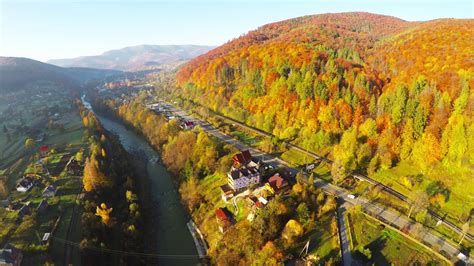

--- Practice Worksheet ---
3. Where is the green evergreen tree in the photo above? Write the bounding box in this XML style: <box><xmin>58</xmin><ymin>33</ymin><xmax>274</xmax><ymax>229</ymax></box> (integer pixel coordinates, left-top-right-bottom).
<box><xmin>391</xmin><ymin>85</ymin><xmax>407</xmax><ymax>124</ymax></box>
<box><xmin>400</xmin><ymin>119</ymin><xmax>415</xmax><ymax>160</ymax></box>
<box><xmin>413</xmin><ymin>105</ymin><xmax>427</xmax><ymax>138</ymax></box>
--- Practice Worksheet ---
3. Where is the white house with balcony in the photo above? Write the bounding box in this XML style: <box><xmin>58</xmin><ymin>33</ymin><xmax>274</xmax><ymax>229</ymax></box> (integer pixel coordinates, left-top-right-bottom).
<box><xmin>227</xmin><ymin>165</ymin><xmax>261</xmax><ymax>191</ymax></box>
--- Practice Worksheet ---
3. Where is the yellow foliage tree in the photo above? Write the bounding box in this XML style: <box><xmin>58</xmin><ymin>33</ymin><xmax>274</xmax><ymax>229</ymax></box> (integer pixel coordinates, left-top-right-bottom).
<box><xmin>292</xmin><ymin>183</ymin><xmax>303</xmax><ymax>194</ymax></box>
<box><xmin>429</xmin><ymin>193</ymin><xmax>446</xmax><ymax>208</ymax></box>
<box><xmin>96</xmin><ymin>203</ymin><xmax>113</xmax><ymax>226</ymax></box>
<box><xmin>25</xmin><ymin>138</ymin><xmax>35</xmax><ymax>149</ymax></box>
<box><xmin>82</xmin><ymin>116</ymin><xmax>89</xmax><ymax>127</ymax></box>
<box><xmin>83</xmin><ymin>157</ymin><xmax>111</xmax><ymax>192</ymax></box>
<box><xmin>281</xmin><ymin>219</ymin><xmax>303</xmax><ymax>244</ymax></box>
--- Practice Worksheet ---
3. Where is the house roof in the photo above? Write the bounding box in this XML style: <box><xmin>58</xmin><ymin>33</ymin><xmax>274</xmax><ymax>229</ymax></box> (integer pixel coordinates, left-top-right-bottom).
<box><xmin>232</xmin><ymin>150</ymin><xmax>252</xmax><ymax>166</ymax></box>
<box><xmin>220</xmin><ymin>184</ymin><xmax>234</xmax><ymax>195</ymax></box>
<box><xmin>215</xmin><ymin>208</ymin><xmax>232</xmax><ymax>221</ymax></box>
<box><xmin>241</xmin><ymin>150</ymin><xmax>251</xmax><ymax>161</ymax></box>
<box><xmin>0</xmin><ymin>244</ymin><xmax>21</xmax><ymax>264</ymax></box>
<box><xmin>39</xmin><ymin>145</ymin><xmax>49</xmax><ymax>152</ymax></box>
<box><xmin>37</xmin><ymin>199</ymin><xmax>48</xmax><ymax>211</ymax></box>
<box><xmin>66</xmin><ymin>157</ymin><xmax>79</xmax><ymax>168</ymax></box>
<box><xmin>229</xmin><ymin>170</ymin><xmax>240</xmax><ymax>180</ymax></box>
<box><xmin>17</xmin><ymin>177</ymin><xmax>33</xmax><ymax>188</ymax></box>
<box><xmin>43</xmin><ymin>185</ymin><xmax>56</xmax><ymax>194</ymax></box>
<box><xmin>268</xmin><ymin>173</ymin><xmax>288</xmax><ymax>189</ymax></box>
<box><xmin>18</xmin><ymin>202</ymin><xmax>31</xmax><ymax>213</ymax></box>
<box><xmin>229</xmin><ymin>167</ymin><xmax>259</xmax><ymax>180</ymax></box>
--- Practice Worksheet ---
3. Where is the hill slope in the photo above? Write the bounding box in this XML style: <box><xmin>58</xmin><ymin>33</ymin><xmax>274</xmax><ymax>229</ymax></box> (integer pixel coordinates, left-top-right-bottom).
<box><xmin>48</xmin><ymin>44</ymin><xmax>214</xmax><ymax>71</ymax></box>
<box><xmin>0</xmin><ymin>57</ymin><xmax>121</xmax><ymax>92</ymax></box>
<box><xmin>175</xmin><ymin>12</ymin><xmax>474</xmax><ymax>221</ymax></box>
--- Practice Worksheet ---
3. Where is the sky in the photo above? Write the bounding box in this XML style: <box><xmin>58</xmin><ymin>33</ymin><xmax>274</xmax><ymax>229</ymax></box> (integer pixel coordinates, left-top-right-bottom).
<box><xmin>0</xmin><ymin>0</ymin><xmax>472</xmax><ymax>62</ymax></box>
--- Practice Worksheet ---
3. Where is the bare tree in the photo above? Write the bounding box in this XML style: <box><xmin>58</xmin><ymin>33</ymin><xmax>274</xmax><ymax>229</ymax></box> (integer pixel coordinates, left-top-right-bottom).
<box><xmin>408</xmin><ymin>190</ymin><xmax>429</xmax><ymax>218</ymax></box>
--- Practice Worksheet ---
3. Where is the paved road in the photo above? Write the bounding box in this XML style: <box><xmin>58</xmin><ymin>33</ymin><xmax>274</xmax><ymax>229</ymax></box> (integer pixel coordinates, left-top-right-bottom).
<box><xmin>336</xmin><ymin>205</ymin><xmax>353</xmax><ymax>266</ymax></box>
<box><xmin>194</xmin><ymin>101</ymin><xmax>473</xmax><ymax>244</ymax></box>
<box><xmin>162</xmin><ymin>102</ymin><xmax>473</xmax><ymax>265</ymax></box>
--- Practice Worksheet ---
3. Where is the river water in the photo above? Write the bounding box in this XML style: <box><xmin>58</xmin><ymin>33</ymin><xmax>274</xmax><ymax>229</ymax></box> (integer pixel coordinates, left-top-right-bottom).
<box><xmin>83</xmin><ymin>97</ymin><xmax>198</xmax><ymax>265</ymax></box>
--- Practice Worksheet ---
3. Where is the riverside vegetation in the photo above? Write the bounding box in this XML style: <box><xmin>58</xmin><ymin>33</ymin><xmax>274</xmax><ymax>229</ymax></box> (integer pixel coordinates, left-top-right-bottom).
<box><xmin>93</xmin><ymin>94</ymin><xmax>342</xmax><ymax>264</ymax></box>
<box><xmin>77</xmin><ymin>103</ymin><xmax>144</xmax><ymax>265</ymax></box>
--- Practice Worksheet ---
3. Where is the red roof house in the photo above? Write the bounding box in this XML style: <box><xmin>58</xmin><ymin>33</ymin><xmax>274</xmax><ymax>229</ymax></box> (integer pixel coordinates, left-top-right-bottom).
<box><xmin>266</xmin><ymin>173</ymin><xmax>289</xmax><ymax>193</ymax></box>
<box><xmin>39</xmin><ymin>145</ymin><xmax>49</xmax><ymax>155</ymax></box>
<box><xmin>232</xmin><ymin>150</ymin><xmax>252</xmax><ymax>166</ymax></box>
<box><xmin>215</xmin><ymin>207</ymin><xmax>234</xmax><ymax>232</ymax></box>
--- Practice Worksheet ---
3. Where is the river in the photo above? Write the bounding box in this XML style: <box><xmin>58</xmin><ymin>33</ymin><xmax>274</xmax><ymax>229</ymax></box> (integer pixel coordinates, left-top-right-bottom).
<box><xmin>83</xmin><ymin>96</ymin><xmax>198</xmax><ymax>265</ymax></box>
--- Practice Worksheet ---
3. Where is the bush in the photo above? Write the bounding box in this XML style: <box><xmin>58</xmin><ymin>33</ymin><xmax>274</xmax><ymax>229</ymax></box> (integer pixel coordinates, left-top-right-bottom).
<box><xmin>357</xmin><ymin>246</ymin><xmax>372</xmax><ymax>260</ymax></box>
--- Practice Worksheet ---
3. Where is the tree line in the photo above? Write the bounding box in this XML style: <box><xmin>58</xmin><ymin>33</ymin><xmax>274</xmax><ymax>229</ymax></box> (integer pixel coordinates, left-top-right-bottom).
<box><xmin>77</xmin><ymin>102</ymin><xmax>144</xmax><ymax>265</ymax></box>
<box><xmin>95</xmin><ymin>96</ymin><xmax>342</xmax><ymax>264</ymax></box>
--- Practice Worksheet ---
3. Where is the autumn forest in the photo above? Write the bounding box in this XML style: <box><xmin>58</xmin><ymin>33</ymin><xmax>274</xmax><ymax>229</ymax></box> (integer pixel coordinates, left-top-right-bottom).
<box><xmin>175</xmin><ymin>12</ymin><xmax>474</xmax><ymax>221</ymax></box>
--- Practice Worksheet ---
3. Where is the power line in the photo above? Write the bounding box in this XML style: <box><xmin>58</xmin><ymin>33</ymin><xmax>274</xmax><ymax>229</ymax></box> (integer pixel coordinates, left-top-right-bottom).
<box><xmin>51</xmin><ymin>236</ymin><xmax>203</xmax><ymax>259</ymax></box>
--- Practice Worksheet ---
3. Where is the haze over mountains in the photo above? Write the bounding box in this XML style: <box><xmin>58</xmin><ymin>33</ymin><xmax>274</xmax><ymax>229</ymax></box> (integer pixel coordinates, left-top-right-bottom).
<box><xmin>0</xmin><ymin>44</ymin><xmax>214</xmax><ymax>92</ymax></box>
<box><xmin>48</xmin><ymin>44</ymin><xmax>215</xmax><ymax>71</ymax></box>
<box><xmin>0</xmin><ymin>57</ymin><xmax>122</xmax><ymax>92</ymax></box>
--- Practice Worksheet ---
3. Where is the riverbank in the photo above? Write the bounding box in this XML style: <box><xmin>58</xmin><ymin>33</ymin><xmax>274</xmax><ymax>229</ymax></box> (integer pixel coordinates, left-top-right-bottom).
<box><xmin>90</xmin><ymin>108</ymin><xmax>199</xmax><ymax>265</ymax></box>
<box><xmin>187</xmin><ymin>220</ymin><xmax>208</xmax><ymax>258</ymax></box>
<box><xmin>93</xmin><ymin>95</ymin><xmax>346</xmax><ymax>264</ymax></box>
<box><xmin>126</xmin><ymin>153</ymin><xmax>160</xmax><ymax>263</ymax></box>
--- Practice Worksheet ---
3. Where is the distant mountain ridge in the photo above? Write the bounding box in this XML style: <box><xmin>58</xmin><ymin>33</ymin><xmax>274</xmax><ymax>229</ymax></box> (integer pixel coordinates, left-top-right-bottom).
<box><xmin>48</xmin><ymin>44</ymin><xmax>214</xmax><ymax>71</ymax></box>
<box><xmin>0</xmin><ymin>56</ymin><xmax>121</xmax><ymax>92</ymax></box>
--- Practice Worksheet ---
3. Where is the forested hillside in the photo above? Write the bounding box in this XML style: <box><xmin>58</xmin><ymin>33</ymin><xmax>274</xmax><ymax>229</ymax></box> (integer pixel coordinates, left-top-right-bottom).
<box><xmin>175</xmin><ymin>12</ymin><xmax>474</xmax><ymax>220</ymax></box>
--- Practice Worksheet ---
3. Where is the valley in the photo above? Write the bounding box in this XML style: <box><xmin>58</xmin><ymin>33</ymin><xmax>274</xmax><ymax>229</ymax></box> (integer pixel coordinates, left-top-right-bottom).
<box><xmin>0</xmin><ymin>7</ymin><xmax>472</xmax><ymax>266</ymax></box>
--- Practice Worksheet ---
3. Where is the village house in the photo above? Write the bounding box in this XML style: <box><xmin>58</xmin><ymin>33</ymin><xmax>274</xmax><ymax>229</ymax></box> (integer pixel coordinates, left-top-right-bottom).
<box><xmin>258</xmin><ymin>196</ymin><xmax>268</xmax><ymax>205</ymax></box>
<box><xmin>41</xmin><ymin>233</ymin><xmax>51</xmax><ymax>245</ymax></box>
<box><xmin>42</xmin><ymin>185</ymin><xmax>57</xmax><ymax>198</ymax></box>
<box><xmin>220</xmin><ymin>184</ymin><xmax>234</xmax><ymax>202</ymax></box>
<box><xmin>265</xmin><ymin>173</ymin><xmax>289</xmax><ymax>194</ymax></box>
<box><xmin>39</xmin><ymin>145</ymin><xmax>49</xmax><ymax>156</ymax></box>
<box><xmin>65</xmin><ymin>157</ymin><xmax>81</xmax><ymax>175</ymax></box>
<box><xmin>247</xmin><ymin>196</ymin><xmax>264</xmax><ymax>209</ymax></box>
<box><xmin>15</xmin><ymin>176</ymin><xmax>34</xmax><ymax>193</ymax></box>
<box><xmin>232</xmin><ymin>150</ymin><xmax>252</xmax><ymax>167</ymax></box>
<box><xmin>180</xmin><ymin>120</ymin><xmax>195</xmax><ymax>130</ymax></box>
<box><xmin>5</xmin><ymin>202</ymin><xmax>22</xmax><ymax>212</ymax></box>
<box><xmin>36</xmin><ymin>199</ymin><xmax>48</xmax><ymax>214</ymax></box>
<box><xmin>17</xmin><ymin>202</ymin><xmax>31</xmax><ymax>218</ymax></box>
<box><xmin>146</xmin><ymin>103</ymin><xmax>161</xmax><ymax>111</ymax></box>
<box><xmin>228</xmin><ymin>167</ymin><xmax>260</xmax><ymax>191</ymax></box>
<box><xmin>215</xmin><ymin>207</ymin><xmax>234</xmax><ymax>233</ymax></box>
<box><xmin>227</xmin><ymin>150</ymin><xmax>262</xmax><ymax>191</ymax></box>
<box><xmin>0</xmin><ymin>244</ymin><xmax>23</xmax><ymax>266</ymax></box>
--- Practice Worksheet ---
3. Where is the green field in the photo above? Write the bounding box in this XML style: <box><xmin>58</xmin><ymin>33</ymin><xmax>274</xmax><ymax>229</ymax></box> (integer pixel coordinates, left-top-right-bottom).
<box><xmin>231</xmin><ymin>130</ymin><xmax>257</xmax><ymax>146</ymax></box>
<box><xmin>0</xmin><ymin>86</ymin><xmax>87</xmax><ymax>264</ymax></box>
<box><xmin>348</xmin><ymin>211</ymin><xmax>448</xmax><ymax>265</ymax></box>
<box><xmin>373</xmin><ymin>161</ymin><xmax>474</xmax><ymax>235</ymax></box>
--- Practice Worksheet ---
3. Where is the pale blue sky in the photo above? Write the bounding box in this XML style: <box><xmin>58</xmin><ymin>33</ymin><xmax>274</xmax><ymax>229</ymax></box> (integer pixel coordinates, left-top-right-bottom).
<box><xmin>0</xmin><ymin>0</ymin><xmax>472</xmax><ymax>61</ymax></box>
